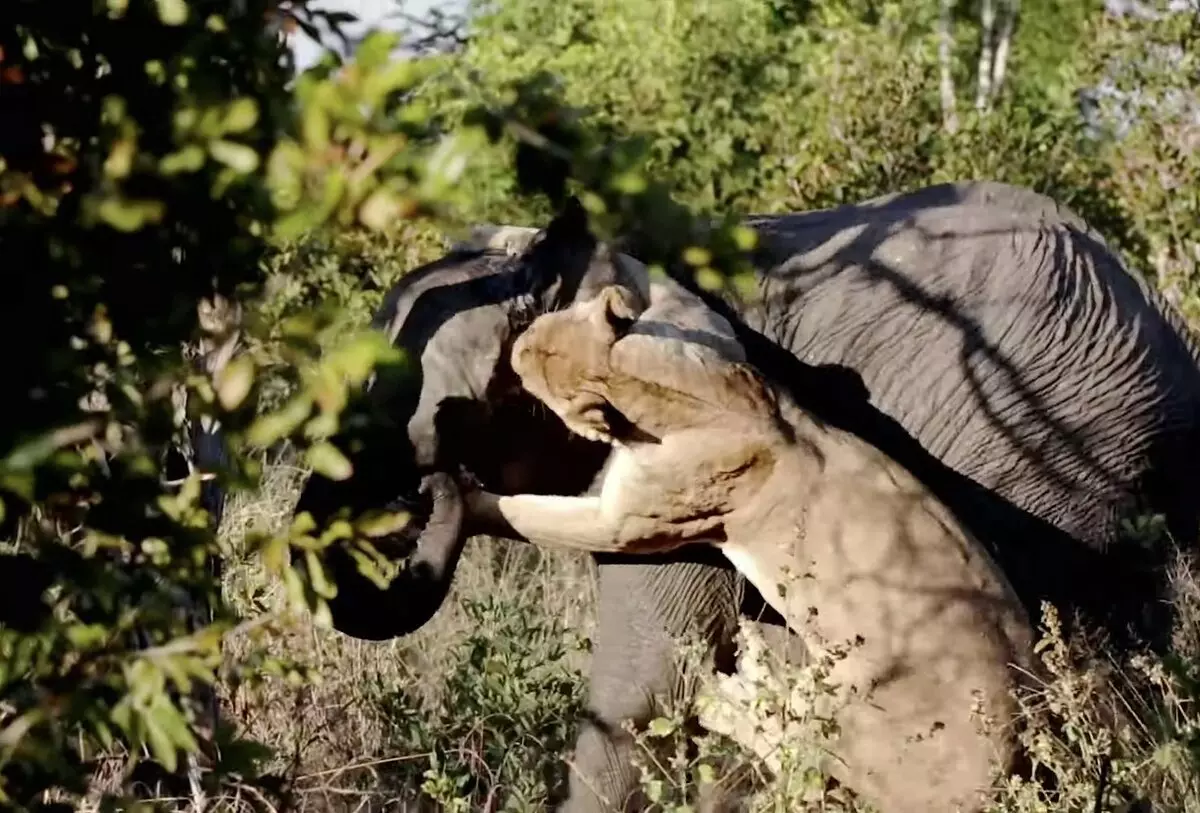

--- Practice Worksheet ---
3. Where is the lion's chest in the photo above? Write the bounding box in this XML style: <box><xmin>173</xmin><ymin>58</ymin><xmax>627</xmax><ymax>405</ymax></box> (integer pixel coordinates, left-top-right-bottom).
<box><xmin>596</xmin><ymin>444</ymin><xmax>652</xmax><ymax>514</ymax></box>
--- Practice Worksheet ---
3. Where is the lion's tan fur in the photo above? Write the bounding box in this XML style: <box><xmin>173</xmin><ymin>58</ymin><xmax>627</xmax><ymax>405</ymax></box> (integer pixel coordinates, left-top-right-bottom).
<box><xmin>466</xmin><ymin>281</ymin><xmax>1035</xmax><ymax>813</ymax></box>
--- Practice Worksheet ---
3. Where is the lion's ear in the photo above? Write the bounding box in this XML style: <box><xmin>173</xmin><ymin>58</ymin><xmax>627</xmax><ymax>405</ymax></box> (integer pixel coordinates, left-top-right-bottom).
<box><xmin>592</xmin><ymin>286</ymin><xmax>639</xmax><ymax>334</ymax></box>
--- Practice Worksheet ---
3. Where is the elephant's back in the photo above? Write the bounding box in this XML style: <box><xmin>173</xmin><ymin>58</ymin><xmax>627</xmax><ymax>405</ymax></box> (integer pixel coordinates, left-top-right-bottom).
<box><xmin>740</xmin><ymin>186</ymin><xmax>1200</xmax><ymax>553</ymax></box>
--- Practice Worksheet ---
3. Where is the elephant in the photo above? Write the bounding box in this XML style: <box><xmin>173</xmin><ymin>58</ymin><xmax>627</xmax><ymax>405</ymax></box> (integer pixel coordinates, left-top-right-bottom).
<box><xmin>291</xmin><ymin>180</ymin><xmax>1200</xmax><ymax>812</ymax></box>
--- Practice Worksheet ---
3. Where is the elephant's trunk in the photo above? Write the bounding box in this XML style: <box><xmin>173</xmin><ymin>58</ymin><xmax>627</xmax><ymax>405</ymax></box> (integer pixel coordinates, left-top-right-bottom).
<box><xmin>322</xmin><ymin>471</ymin><xmax>466</xmax><ymax>640</ymax></box>
<box><xmin>291</xmin><ymin>361</ymin><xmax>469</xmax><ymax>640</ymax></box>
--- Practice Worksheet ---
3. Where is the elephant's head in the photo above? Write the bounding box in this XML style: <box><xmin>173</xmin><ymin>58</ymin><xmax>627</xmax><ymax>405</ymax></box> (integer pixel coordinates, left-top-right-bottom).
<box><xmin>292</xmin><ymin>200</ymin><xmax>652</xmax><ymax>639</ymax></box>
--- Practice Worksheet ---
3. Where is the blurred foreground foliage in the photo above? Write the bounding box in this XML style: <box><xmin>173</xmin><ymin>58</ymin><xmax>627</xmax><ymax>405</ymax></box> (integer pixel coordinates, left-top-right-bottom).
<box><xmin>0</xmin><ymin>0</ymin><xmax>760</xmax><ymax>808</ymax></box>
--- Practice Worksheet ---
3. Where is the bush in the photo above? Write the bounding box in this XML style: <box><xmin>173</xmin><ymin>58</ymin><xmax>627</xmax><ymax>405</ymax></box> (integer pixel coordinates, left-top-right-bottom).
<box><xmin>379</xmin><ymin>595</ymin><xmax>588</xmax><ymax>811</ymax></box>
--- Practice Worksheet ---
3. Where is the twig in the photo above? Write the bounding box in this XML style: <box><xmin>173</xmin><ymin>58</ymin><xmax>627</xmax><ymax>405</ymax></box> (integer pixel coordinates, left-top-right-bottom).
<box><xmin>294</xmin><ymin>752</ymin><xmax>432</xmax><ymax>782</ymax></box>
<box><xmin>1093</xmin><ymin>748</ymin><xmax>1112</xmax><ymax>813</ymax></box>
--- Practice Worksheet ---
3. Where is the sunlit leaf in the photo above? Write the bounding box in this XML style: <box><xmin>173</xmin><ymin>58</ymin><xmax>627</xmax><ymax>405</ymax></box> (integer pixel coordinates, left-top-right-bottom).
<box><xmin>96</xmin><ymin>196</ymin><xmax>165</xmax><ymax>231</ymax></box>
<box><xmin>222</xmin><ymin>98</ymin><xmax>260</xmax><ymax>134</ymax></box>
<box><xmin>209</xmin><ymin>140</ymin><xmax>260</xmax><ymax>174</ymax></box>
<box><xmin>301</xmin><ymin>100</ymin><xmax>331</xmax><ymax>151</ymax></box>
<box><xmin>215</xmin><ymin>355</ymin><xmax>255</xmax><ymax>411</ymax></box>
<box><xmin>305</xmin><ymin>549</ymin><xmax>336</xmax><ymax>599</ymax></box>
<box><xmin>356</xmin><ymin>508</ymin><xmax>412</xmax><ymax>539</ymax></box>
<box><xmin>646</xmin><ymin>717</ymin><xmax>677</xmax><ymax>738</ymax></box>
<box><xmin>358</xmin><ymin>187</ymin><xmax>405</xmax><ymax>231</ymax></box>
<box><xmin>305</xmin><ymin>441</ymin><xmax>353</xmax><ymax>481</ymax></box>
<box><xmin>682</xmin><ymin>246</ymin><xmax>711</xmax><ymax>267</ymax></box>
<box><xmin>246</xmin><ymin>394</ymin><xmax>313</xmax><ymax>447</ymax></box>
<box><xmin>694</xmin><ymin>267</ymin><xmax>724</xmax><ymax>291</ymax></box>
<box><xmin>103</xmin><ymin>138</ymin><xmax>136</xmax><ymax>179</ymax></box>
<box><xmin>354</xmin><ymin>30</ymin><xmax>401</xmax><ymax>72</ymax></box>
<box><xmin>142</xmin><ymin>709</ymin><xmax>178</xmax><ymax>772</ymax></box>
<box><xmin>259</xmin><ymin>534</ymin><xmax>289</xmax><ymax>575</ymax></box>
<box><xmin>155</xmin><ymin>0</ymin><xmax>188</xmax><ymax>26</ymax></box>
<box><xmin>732</xmin><ymin>224</ymin><xmax>758</xmax><ymax>251</ymax></box>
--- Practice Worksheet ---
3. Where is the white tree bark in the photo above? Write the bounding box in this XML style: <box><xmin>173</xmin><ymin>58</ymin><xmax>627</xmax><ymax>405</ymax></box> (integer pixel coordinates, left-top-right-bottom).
<box><xmin>990</xmin><ymin>0</ymin><xmax>1020</xmax><ymax>101</ymax></box>
<box><xmin>938</xmin><ymin>0</ymin><xmax>960</xmax><ymax>133</ymax></box>
<box><xmin>975</xmin><ymin>0</ymin><xmax>997</xmax><ymax>111</ymax></box>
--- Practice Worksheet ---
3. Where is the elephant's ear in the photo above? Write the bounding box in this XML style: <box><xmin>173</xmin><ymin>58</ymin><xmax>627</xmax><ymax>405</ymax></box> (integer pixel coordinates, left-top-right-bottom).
<box><xmin>515</xmin><ymin>197</ymin><xmax>603</xmax><ymax>309</ymax></box>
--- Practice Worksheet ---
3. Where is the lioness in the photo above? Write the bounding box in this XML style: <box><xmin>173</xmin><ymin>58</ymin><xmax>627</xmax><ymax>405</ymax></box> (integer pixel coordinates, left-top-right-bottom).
<box><xmin>463</xmin><ymin>282</ymin><xmax>1034</xmax><ymax>813</ymax></box>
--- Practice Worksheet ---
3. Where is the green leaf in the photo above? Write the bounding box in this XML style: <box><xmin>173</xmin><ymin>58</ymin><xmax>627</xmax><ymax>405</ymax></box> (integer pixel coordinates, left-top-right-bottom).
<box><xmin>354</xmin><ymin>31</ymin><xmax>401</xmax><ymax>72</ymax></box>
<box><xmin>155</xmin><ymin>0</ymin><xmax>188</xmax><ymax>26</ymax></box>
<box><xmin>159</xmin><ymin>147</ymin><xmax>206</xmax><ymax>177</ymax></box>
<box><xmin>683</xmin><ymin>246</ymin><xmax>712</xmax><ymax>267</ymax></box>
<box><xmin>258</xmin><ymin>534</ymin><xmax>289</xmax><ymax>576</ymax></box>
<box><xmin>305</xmin><ymin>441</ymin><xmax>353</xmax><ymax>481</ymax></box>
<box><xmin>96</xmin><ymin>196</ymin><xmax>165</xmax><ymax>232</ymax></box>
<box><xmin>301</xmin><ymin>101</ymin><xmax>331</xmax><ymax>151</ymax></box>
<box><xmin>246</xmin><ymin>395</ymin><xmax>313</xmax><ymax>447</ymax></box>
<box><xmin>142</xmin><ymin>709</ymin><xmax>179</xmax><ymax>773</ymax></box>
<box><xmin>209</xmin><ymin>140</ymin><xmax>260</xmax><ymax>174</ymax></box>
<box><xmin>324</xmin><ymin>330</ymin><xmax>403</xmax><ymax>387</ymax></box>
<box><xmin>104</xmin><ymin>138</ymin><xmax>136</xmax><ymax>179</ymax></box>
<box><xmin>694</xmin><ymin>267</ymin><xmax>724</xmax><ymax>291</ymax></box>
<box><xmin>610</xmin><ymin>170</ymin><xmax>647</xmax><ymax>195</ymax></box>
<box><xmin>362</xmin><ymin>60</ymin><xmax>423</xmax><ymax>105</ymax></box>
<box><xmin>646</xmin><ymin>716</ymin><xmax>677</xmax><ymax>738</ymax></box>
<box><xmin>64</xmin><ymin>623</ymin><xmax>110</xmax><ymax>649</ymax></box>
<box><xmin>732</xmin><ymin>224</ymin><xmax>758</xmax><ymax>251</ymax></box>
<box><xmin>303</xmin><ymin>410</ymin><xmax>339</xmax><ymax>440</ymax></box>
<box><xmin>152</xmin><ymin>697</ymin><xmax>200</xmax><ymax>755</ymax></box>
<box><xmin>305</xmin><ymin>549</ymin><xmax>337</xmax><ymax>599</ymax></box>
<box><xmin>358</xmin><ymin>188</ymin><xmax>405</xmax><ymax>231</ymax></box>
<box><xmin>215</xmin><ymin>355</ymin><xmax>255</xmax><ymax>411</ymax></box>
<box><xmin>221</xmin><ymin>98</ymin><xmax>260</xmax><ymax>134</ymax></box>
<box><xmin>356</xmin><ymin>509</ymin><xmax>412</xmax><ymax>539</ymax></box>
<box><xmin>346</xmin><ymin>544</ymin><xmax>398</xmax><ymax>590</ymax></box>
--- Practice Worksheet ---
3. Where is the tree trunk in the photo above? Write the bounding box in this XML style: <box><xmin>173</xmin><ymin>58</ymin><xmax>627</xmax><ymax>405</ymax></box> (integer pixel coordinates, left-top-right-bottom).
<box><xmin>991</xmin><ymin>0</ymin><xmax>1019</xmax><ymax>102</ymax></box>
<box><xmin>938</xmin><ymin>0</ymin><xmax>960</xmax><ymax>133</ymax></box>
<box><xmin>975</xmin><ymin>0</ymin><xmax>997</xmax><ymax>111</ymax></box>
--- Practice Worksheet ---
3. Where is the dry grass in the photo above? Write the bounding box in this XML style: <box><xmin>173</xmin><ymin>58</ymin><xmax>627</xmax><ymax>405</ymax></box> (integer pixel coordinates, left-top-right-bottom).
<box><xmin>214</xmin><ymin>452</ymin><xmax>597</xmax><ymax>811</ymax></box>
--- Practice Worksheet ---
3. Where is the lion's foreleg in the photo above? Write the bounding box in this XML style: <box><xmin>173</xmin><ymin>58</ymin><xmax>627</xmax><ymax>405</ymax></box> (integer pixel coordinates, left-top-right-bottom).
<box><xmin>465</xmin><ymin>487</ymin><xmax>720</xmax><ymax>554</ymax></box>
<box><xmin>465</xmin><ymin>491</ymin><xmax>630</xmax><ymax>552</ymax></box>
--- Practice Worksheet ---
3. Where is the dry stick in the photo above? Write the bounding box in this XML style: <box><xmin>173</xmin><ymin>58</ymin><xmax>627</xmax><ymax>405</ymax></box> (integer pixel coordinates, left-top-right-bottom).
<box><xmin>295</xmin><ymin>753</ymin><xmax>433</xmax><ymax>782</ymax></box>
<box><xmin>1093</xmin><ymin>748</ymin><xmax>1112</xmax><ymax>813</ymax></box>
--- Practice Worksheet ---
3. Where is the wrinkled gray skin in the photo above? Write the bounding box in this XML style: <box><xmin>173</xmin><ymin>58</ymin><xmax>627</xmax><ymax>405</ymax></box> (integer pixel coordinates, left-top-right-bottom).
<box><xmin>292</xmin><ymin>181</ymin><xmax>1200</xmax><ymax>812</ymax></box>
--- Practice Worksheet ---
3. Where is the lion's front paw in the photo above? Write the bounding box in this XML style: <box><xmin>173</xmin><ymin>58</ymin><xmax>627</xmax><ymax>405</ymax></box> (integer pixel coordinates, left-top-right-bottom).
<box><xmin>567</xmin><ymin>419</ymin><xmax>613</xmax><ymax>445</ymax></box>
<box><xmin>560</xmin><ymin>393</ymin><xmax>614</xmax><ymax>444</ymax></box>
